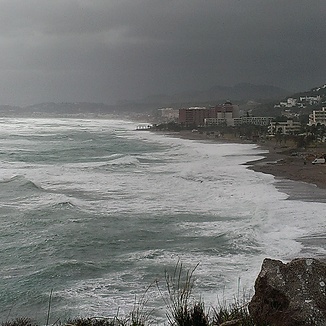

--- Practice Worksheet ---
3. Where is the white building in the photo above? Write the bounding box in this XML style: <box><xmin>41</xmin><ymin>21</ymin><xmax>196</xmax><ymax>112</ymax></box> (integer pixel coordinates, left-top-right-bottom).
<box><xmin>277</xmin><ymin>98</ymin><xmax>297</xmax><ymax>108</ymax></box>
<box><xmin>240</xmin><ymin>116</ymin><xmax>274</xmax><ymax>126</ymax></box>
<box><xmin>299</xmin><ymin>95</ymin><xmax>321</xmax><ymax>105</ymax></box>
<box><xmin>287</xmin><ymin>97</ymin><xmax>297</xmax><ymax>107</ymax></box>
<box><xmin>269</xmin><ymin>120</ymin><xmax>301</xmax><ymax>135</ymax></box>
<box><xmin>308</xmin><ymin>107</ymin><xmax>326</xmax><ymax>126</ymax></box>
<box><xmin>205</xmin><ymin>115</ymin><xmax>273</xmax><ymax>127</ymax></box>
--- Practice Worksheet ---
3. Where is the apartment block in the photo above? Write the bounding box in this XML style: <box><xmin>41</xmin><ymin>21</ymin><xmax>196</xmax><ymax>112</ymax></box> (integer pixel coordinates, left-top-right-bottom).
<box><xmin>308</xmin><ymin>107</ymin><xmax>326</xmax><ymax>126</ymax></box>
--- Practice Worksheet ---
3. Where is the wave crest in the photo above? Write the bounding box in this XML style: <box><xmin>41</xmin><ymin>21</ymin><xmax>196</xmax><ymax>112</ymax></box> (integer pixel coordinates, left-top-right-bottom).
<box><xmin>0</xmin><ymin>175</ymin><xmax>44</xmax><ymax>192</ymax></box>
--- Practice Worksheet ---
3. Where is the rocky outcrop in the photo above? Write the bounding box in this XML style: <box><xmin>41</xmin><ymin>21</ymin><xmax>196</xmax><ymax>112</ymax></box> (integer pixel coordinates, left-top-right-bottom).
<box><xmin>248</xmin><ymin>258</ymin><xmax>326</xmax><ymax>326</ymax></box>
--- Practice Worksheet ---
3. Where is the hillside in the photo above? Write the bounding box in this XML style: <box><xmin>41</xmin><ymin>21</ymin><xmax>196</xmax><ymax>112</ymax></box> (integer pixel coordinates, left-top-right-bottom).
<box><xmin>293</xmin><ymin>83</ymin><xmax>326</xmax><ymax>98</ymax></box>
<box><xmin>118</xmin><ymin>83</ymin><xmax>290</xmax><ymax>110</ymax></box>
<box><xmin>251</xmin><ymin>82</ymin><xmax>326</xmax><ymax>117</ymax></box>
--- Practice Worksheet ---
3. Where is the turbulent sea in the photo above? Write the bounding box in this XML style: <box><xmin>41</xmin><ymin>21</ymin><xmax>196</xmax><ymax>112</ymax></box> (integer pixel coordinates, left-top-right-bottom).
<box><xmin>0</xmin><ymin>117</ymin><xmax>326</xmax><ymax>323</ymax></box>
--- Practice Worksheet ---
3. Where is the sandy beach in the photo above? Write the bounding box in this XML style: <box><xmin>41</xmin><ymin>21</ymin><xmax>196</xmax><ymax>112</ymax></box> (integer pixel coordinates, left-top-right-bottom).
<box><xmin>165</xmin><ymin>130</ymin><xmax>326</xmax><ymax>191</ymax></box>
<box><xmin>247</xmin><ymin>142</ymin><xmax>326</xmax><ymax>190</ymax></box>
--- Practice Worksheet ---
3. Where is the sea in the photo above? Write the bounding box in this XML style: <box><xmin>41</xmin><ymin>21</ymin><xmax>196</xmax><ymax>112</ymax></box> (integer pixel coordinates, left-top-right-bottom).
<box><xmin>0</xmin><ymin>117</ymin><xmax>325</xmax><ymax>324</ymax></box>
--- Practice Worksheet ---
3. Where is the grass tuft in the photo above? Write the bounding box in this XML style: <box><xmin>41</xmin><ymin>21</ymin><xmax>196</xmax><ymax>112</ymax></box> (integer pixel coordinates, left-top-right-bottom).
<box><xmin>65</xmin><ymin>317</ymin><xmax>118</xmax><ymax>326</ymax></box>
<box><xmin>1</xmin><ymin>318</ymin><xmax>36</xmax><ymax>326</ymax></box>
<box><xmin>159</xmin><ymin>261</ymin><xmax>210</xmax><ymax>326</ymax></box>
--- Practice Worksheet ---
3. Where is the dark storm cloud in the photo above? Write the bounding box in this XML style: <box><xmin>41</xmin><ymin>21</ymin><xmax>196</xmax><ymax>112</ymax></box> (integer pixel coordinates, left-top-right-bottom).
<box><xmin>0</xmin><ymin>0</ymin><xmax>325</xmax><ymax>106</ymax></box>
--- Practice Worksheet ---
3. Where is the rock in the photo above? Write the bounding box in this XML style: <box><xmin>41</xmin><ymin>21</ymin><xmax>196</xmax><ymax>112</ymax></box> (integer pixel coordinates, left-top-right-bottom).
<box><xmin>219</xmin><ymin>319</ymin><xmax>242</xmax><ymax>326</ymax></box>
<box><xmin>248</xmin><ymin>258</ymin><xmax>326</xmax><ymax>326</ymax></box>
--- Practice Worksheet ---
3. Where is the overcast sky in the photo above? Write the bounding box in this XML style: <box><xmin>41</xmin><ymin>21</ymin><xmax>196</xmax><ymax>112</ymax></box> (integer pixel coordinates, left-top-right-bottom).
<box><xmin>0</xmin><ymin>0</ymin><xmax>325</xmax><ymax>106</ymax></box>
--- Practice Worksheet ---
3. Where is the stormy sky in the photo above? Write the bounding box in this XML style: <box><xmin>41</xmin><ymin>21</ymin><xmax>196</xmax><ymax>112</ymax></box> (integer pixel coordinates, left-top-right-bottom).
<box><xmin>0</xmin><ymin>0</ymin><xmax>325</xmax><ymax>106</ymax></box>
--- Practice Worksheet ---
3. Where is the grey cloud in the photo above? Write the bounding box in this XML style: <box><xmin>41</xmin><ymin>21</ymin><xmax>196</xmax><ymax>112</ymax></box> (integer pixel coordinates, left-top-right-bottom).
<box><xmin>0</xmin><ymin>0</ymin><xmax>325</xmax><ymax>106</ymax></box>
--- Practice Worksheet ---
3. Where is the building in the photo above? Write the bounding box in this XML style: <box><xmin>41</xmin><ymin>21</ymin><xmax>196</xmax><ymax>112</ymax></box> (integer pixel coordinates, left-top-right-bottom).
<box><xmin>178</xmin><ymin>107</ymin><xmax>208</xmax><ymax>126</ymax></box>
<box><xmin>299</xmin><ymin>95</ymin><xmax>321</xmax><ymax>105</ymax></box>
<box><xmin>286</xmin><ymin>97</ymin><xmax>297</xmax><ymax>107</ymax></box>
<box><xmin>204</xmin><ymin>104</ymin><xmax>237</xmax><ymax>126</ymax></box>
<box><xmin>179</xmin><ymin>102</ymin><xmax>238</xmax><ymax>127</ymax></box>
<box><xmin>276</xmin><ymin>98</ymin><xmax>297</xmax><ymax>108</ymax></box>
<box><xmin>205</xmin><ymin>115</ymin><xmax>273</xmax><ymax>127</ymax></box>
<box><xmin>239</xmin><ymin>116</ymin><xmax>274</xmax><ymax>126</ymax></box>
<box><xmin>269</xmin><ymin>120</ymin><xmax>301</xmax><ymax>135</ymax></box>
<box><xmin>274</xmin><ymin>95</ymin><xmax>321</xmax><ymax>109</ymax></box>
<box><xmin>308</xmin><ymin>107</ymin><xmax>326</xmax><ymax>126</ymax></box>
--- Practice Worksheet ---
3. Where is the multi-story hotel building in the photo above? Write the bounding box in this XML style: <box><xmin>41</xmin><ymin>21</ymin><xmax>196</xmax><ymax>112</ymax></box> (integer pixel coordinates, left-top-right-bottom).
<box><xmin>308</xmin><ymin>107</ymin><xmax>326</xmax><ymax>126</ymax></box>
<box><xmin>268</xmin><ymin>119</ymin><xmax>302</xmax><ymax>135</ymax></box>
<box><xmin>237</xmin><ymin>116</ymin><xmax>274</xmax><ymax>126</ymax></box>
<box><xmin>179</xmin><ymin>102</ymin><xmax>238</xmax><ymax>127</ymax></box>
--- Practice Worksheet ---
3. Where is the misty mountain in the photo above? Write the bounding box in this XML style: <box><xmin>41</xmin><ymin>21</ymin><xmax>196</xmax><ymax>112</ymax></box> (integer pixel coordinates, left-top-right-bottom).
<box><xmin>0</xmin><ymin>83</ymin><xmax>304</xmax><ymax>117</ymax></box>
<box><xmin>124</xmin><ymin>83</ymin><xmax>290</xmax><ymax>109</ymax></box>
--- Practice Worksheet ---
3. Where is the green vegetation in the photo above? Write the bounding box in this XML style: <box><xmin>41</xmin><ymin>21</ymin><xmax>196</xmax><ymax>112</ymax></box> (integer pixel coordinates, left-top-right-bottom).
<box><xmin>2</xmin><ymin>263</ymin><xmax>269</xmax><ymax>326</ymax></box>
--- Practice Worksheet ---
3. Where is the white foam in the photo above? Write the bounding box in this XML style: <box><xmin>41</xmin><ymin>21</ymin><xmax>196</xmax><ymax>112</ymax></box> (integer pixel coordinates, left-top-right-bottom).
<box><xmin>1</xmin><ymin>118</ymin><xmax>326</xmax><ymax>323</ymax></box>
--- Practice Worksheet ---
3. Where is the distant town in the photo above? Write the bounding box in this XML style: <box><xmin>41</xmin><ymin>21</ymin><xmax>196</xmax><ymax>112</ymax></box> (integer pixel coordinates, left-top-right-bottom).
<box><xmin>1</xmin><ymin>82</ymin><xmax>326</xmax><ymax>148</ymax></box>
<box><xmin>149</xmin><ymin>83</ymin><xmax>326</xmax><ymax>147</ymax></box>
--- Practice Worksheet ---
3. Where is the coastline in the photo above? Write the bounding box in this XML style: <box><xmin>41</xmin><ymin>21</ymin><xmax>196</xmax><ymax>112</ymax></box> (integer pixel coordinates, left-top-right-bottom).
<box><xmin>246</xmin><ymin>141</ymin><xmax>326</xmax><ymax>191</ymax></box>
<box><xmin>158</xmin><ymin>130</ymin><xmax>326</xmax><ymax>190</ymax></box>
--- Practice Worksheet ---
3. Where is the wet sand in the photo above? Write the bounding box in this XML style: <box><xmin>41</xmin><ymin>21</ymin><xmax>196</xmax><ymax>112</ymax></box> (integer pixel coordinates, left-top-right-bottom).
<box><xmin>247</xmin><ymin>142</ymin><xmax>326</xmax><ymax>191</ymax></box>
<box><xmin>169</xmin><ymin>130</ymin><xmax>326</xmax><ymax>191</ymax></box>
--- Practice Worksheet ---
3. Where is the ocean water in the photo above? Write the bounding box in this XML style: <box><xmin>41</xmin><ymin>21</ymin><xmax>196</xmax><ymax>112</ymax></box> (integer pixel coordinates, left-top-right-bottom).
<box><xmin>0</xmin><ymin>117</ymin><xmax>325</xmax><ymax>323</ymax></box>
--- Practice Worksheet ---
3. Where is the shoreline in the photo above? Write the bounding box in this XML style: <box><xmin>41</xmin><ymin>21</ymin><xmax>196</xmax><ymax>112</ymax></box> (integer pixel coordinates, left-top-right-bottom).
<box><xmin>246</xmin><ymin>141</ymin><xmax>326</xmax><ymax>191</ymax></box>
<box><xmin>158</xmin><ymin>130</ymin><xmax>326</xmax><ymax>190</ymax></box>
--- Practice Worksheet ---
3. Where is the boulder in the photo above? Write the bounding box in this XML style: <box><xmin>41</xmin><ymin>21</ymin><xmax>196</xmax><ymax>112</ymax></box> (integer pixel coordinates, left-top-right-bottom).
<box><xmin>248</xmin><ymin>258</ymin><xmax>326</xmax><ymax>326</ymax></box>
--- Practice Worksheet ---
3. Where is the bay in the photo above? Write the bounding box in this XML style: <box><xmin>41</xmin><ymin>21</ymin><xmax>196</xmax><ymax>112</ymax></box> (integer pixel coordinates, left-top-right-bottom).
<box><xmin>0</xmin><ymin>117</ymin><xmax>325</xmax><ymax>324</ymax></box>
